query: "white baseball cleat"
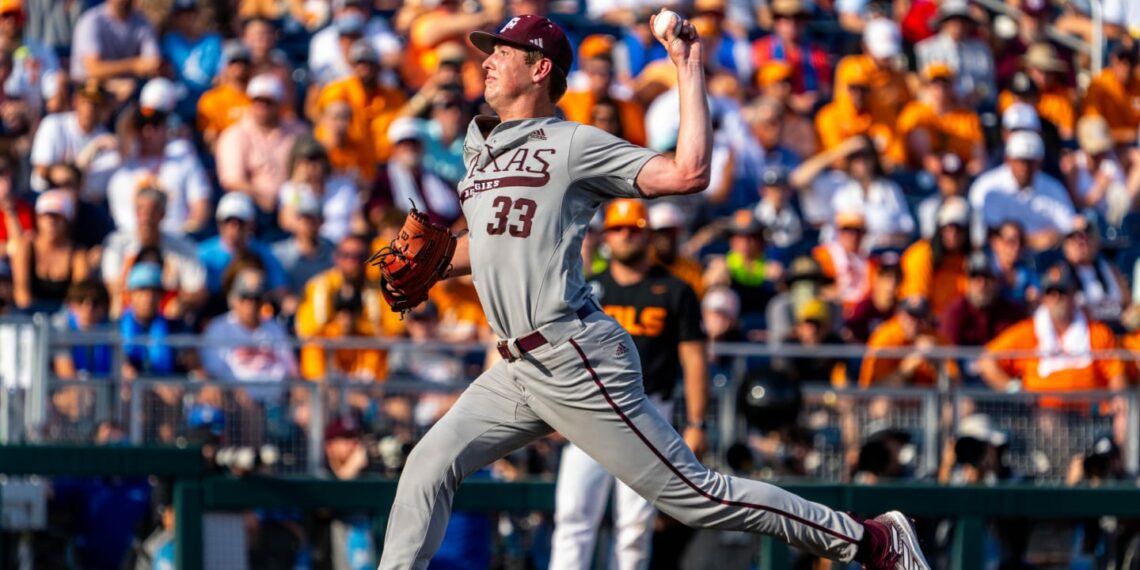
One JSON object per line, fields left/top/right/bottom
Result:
{"left": 871, "top": 511, "right": 931, "bottom": 570}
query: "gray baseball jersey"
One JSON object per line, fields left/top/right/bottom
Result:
{"left": 459, "top": 115, "right": 657, "bottom": 339}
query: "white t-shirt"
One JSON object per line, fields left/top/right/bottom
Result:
{"left": 306, "top": 17, "right": 399, "bottom": 87}
{"left": 968, "top": 164, "right": 1075, "bottom": 242}
{"left": 278, "top": 177, "right": 360, "bottom": 242}
{"left": 30, "top": 111, "right": 120, "bottom": 198}
{"left": 106, "top": 140, "right": 212, "bottom": 234}
{"left": 101, "top": 230, "right": 207, "bottom": 294}
{"left": 1074, "top": 151, "right": 1128, "bottom": 219}
{"left": 801, "top": 169, "right": 852, "bottom": 227}
{"left": 1102, "top": 0, "right": 1140, "bottom": 28}
{"left": 827, "top": 178, "right": 915, "bottom": 249}
{"left": 201, "top": 312, "right": 297, "bottom": 401}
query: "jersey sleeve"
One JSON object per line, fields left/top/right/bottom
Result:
{"left": 568, "top": 124, "right": 658, "bottom": 198}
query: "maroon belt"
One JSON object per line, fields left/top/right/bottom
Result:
{"left": 496, "top": 303, "right": 599, "bottom": 362}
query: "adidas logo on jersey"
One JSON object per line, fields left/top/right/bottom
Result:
{"left": 529, "top": 129, "right": 547, "bottom": 141}
{"left": 615, "top": 342, "right": 629, "bottom": 356}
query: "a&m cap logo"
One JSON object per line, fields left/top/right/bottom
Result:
{"left": 502, "top": 17, "right": 520, "bottom": 32}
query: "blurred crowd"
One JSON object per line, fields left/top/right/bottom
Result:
{"left": 3, "top": 0, "right": 1140, "bottom": 566}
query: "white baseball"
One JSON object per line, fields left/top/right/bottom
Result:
{"left": 653, "top": 10, "right": 683, "bottom": 41}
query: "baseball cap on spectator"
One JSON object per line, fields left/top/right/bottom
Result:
{"left": 694, "top": 0, "right": 727, "bottom": 15}
{"left": 1041, "top": 263, "right": 1077, "bottom": 293}
{"left": 1077, "top": 115, "right": 1112, "bottom": 156}
{"left": 216, "top": 192, "right": 256, "bottom": 223}
{"left": 1022, "top": 42, "right": 1067, "bottom": 73}
{"left": 469, "top": 15, "right": 574, "bottom": 76}
{"left": 604, "top": 198, "right": 649, "bottom": 230}
{"left": 930, "top": 0, "right": 976, "bottom": 28}
{"left": 835, "top": 209, "right": 866, "bottom": 230}
{"left": 325, "top": 415, "right": 363, "bottom": 442}
{"left": 965, "top": 251, "right": 993, "bottom": 277}
{"left": 436, "top": 42, "right": 467, "bottom": 66}
{"left": 728, "top": 209, "right": 765, "bottom": 236}
{"left": 140, "top": 77, "right": 180, "bottom": 115}
{"left": 876, "top": 251, "right": 902, "bottom": 278}
{"left": 863, "top": 19, "right": 901, "bottom": 60}
{"left": 770, "top": 0, "right": 808, "bottom": 18}
{"left": 1002, "top": 102, "right": 1041, "bottom": 132}
{"left": 756, "top": 61, "right": 793, "bottom": 88}
{"left": 0, "top": 0, "right": 22, "bottom": 17}
{"left": 796, "top": 298, "right": 829, "bottom": 324}
{"left": 900, "top": 296, "right": 930, "bottom": 319}
{"left": 349, "top": 40, "right": 380, "bottom": 65}
{"left": 921, "top": 62, "right": 954, "bottom": 82}
{"left": 388, "top": 117, "right": 424, "bottom": 144}
{"left": 702, "top": 285, "right": 740, "bottom": 318}
{"left": 1009, "top": 71, "right": 1038, "bottom": 99}
{"left": 761, "top": 165, "right": 789, "bottom": 187}
{"left": 36, "top": 189, "right": 75, "bottom": 220}
{"left": 223, "top": 43, "right": 253, "bottom": 65}
{"left": 335, "top": 12, "right": 366, "bottom": 36}
{"left": 1006, "top": 130, "right": 1045, "bottom": 161}
{"left": 648, "top": 202, "right": 684, "bottom": 231}
{"left": 578, "top": 34, "right": 614, "bottom": 61}
{"left": 787, "top": 255, "right": 829, "bottom": 284}
{"left": 940, "top": 153, "right": 964, "bottom": 176}
{"left": 936, "top": 196, "right": 969, "bottom": 227}
{"left": 247, "top": 74, "right": 285, "bottom": 102}
{"left": 958, "top": 414, "right": 1007, "bottom": 447}
{"left": 127, "top": 262, "right": 164, "bottom": 290}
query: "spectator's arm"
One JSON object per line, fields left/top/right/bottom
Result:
{"left": 10, "top": 236, "right": 31, "bottom": 308}
{"left": 977, "top": 354, "right": 1013, "bottom": 391}
{"left": 679, "top": 339, "right": 708, "bottom": 457}
{"left": 788, "top": 137, "right": 864, "bottom": 189}
{"left": 295, "top": 278, "right": 327, "bottom": 337}
{"left": 81, "top": 55, "right": 160, "bottom": 80}
{"left": 53, "top": 353, "right": 77, "bottom": 379}
{"left": 410, "top": 9, "right": 502, "bottom": 48}
{"left": 214, "top": 129, "right": 253, "bottom": 193}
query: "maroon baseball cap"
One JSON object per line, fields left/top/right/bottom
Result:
{"left": 469, "top": 15, "right": 574, "bottom": 76}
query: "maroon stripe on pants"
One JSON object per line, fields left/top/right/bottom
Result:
{"left": 567, "top": 338, "right": 858, "bottom": 545}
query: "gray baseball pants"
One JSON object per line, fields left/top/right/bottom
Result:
{"left": 377, "top": 312, "right": 864, "bottom": 570}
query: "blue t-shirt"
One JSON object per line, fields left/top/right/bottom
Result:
{"left": 121, "top": 309, "right": 178, "bottom": 374}
{"left": 161, "top": 31, "right": 222, "bottom": 116}
{"left": 197, "top": 237, "right": 287, "bottom": 294}
{"left": 52, "top": 477, "right": 152, "bottom": 570}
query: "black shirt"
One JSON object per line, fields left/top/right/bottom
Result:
{"left": 589, "top": 265, "right": 704, "bottom": 398}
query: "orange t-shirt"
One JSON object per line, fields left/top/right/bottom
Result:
{"left": 893, "top": 100, "right": 983, "bottom": 167}
{"left": 813, "top": 243, "right": 873, "bottom": 316}
{"left": 197, "top": 84, "right": 252, "bottom": 140}
{"left": 1083, "top": 70, "right": 1140, "bottom": 141}
{"left": 316, "top": 76, "right": 407, "bottom": 161}
{"left": 859, "top": 316, "right": 958, "bottom": 387}
{"left": 898, "top": 240, "right": 967, "bottom": 318}
{"left": 985, "top": 318, "right": 1122, "bottom": 392}
{"left": 300, "top": 319, "right": 387, "bottom": 381}
{"left": 1121, "top": 331, "right": 1140, "bottom": 382}
{"left": 999, "top": 86, "right": 1076, "bottom": 136}
{"left": 558, "top": 91, "right": 648, "bottom": 147}
{"left": 814, "top": 98, "right": 894, "bottom": 154}
{"left": 833, "top": 55, "right": 912, "bottom": 128}
{"left": 429, "top": 279, "right": 488, "bottom": 339}
{"left": 315, "top": 124, "right": 376, "bottom": 184}
{"left": 401, "top": 8, "right": 456, "bottom": 90}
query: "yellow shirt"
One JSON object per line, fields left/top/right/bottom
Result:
{"left": 1083, "top": 69, "right": 1140, "bottom": 142}
{"left": 833, "top": 55, "right": 912, "bottom": 128}
{"left": 814, "top": 98, "right": 894, "bottom": 154}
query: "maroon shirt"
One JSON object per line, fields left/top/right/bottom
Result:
{"left": 844, "top": 298, "right": 895, "bottom": 343}
{"left": 939, "top": 295, "right": 1026, "bottom": 346}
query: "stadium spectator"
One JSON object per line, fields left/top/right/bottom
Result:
{"left": 296, "top": 233, "right": 402, "bottom": 340}
{"left": 989, "top": 220, "right": 1039, "bottom": 306}
{"left": 690, "top": 0, "right": 750, "bottom": 79}
{"left": 271, "top": 192, "right": 334, "bottom": 301}
{"left": 1067, "top": 115, "right": 1132, "bottom": 222}
{"left": 704, "top": 209, "right": 777, "bottom": 317}
{"left": 940, "top": 251, "right": 1026, "bottom": 348}
{"left": 43, "top": 163, "right": 114, "bottom": 253}
{"left": 300, "top": 288, "right": 387, "bottom": 382}
{"left": 12, "top": 189, "right": 89, "bottom": 313}
{"left": 240, "top": 16, "right": 296, "bottom": 113}
{"left": 119, "top": 261, "right": 198, "bottom": 374}
{"left": 30, "top": 81, "right": 119, "bottom": 197}
{"left": 787, "top": 135, "right": 866, "bottom": 228}
{"left": 1082, "top": 45, "right": 1140, "bottom": 145}
{"left": 70, "top": 0, "right": 160, "bottom": 103}
{"left": 0, "top": 50, "right": 34, "bottom": 154}
{"left": 307, "top": 0, "right": 398, "bottom": 88}
{"left": 751, "top": 68, "right": 815, "bottom": 161}
{"left": 996, "top": 76, "right": 1065, "bottom": 181}
{"left": 278, "top": 135, "right": 362, "bottom": 243}
{"left": 774, "top": 298, "right": 846, "bottom": 385}
{"left": 752, "top": 165, "right": 803, "bottom": 256}
{"left": 51, "top": 279, "right": 114, "bottom": 380}
{"left": 645, "top": 202, "right": 704, "bottom": 296}
{"left": 1001, "top": 42, "right": 1075, "bottom": 139}
{"left": 899, "top": 196, "right": 971, "bottom": 318}
{"left": 397, "top": 0, "right": 501, "bottom": 91}
{"left": 560, "top": 36, "right": 646, "bottom": 146}
{"left": 917, "top": 154, "right": 969, "bottom": 239}
{"left": 767, "top": 255, "right": 842, "bottom": 347}
{"left": 832, "top": 19, "right": 911, "bottom": 131}
{"left": 894, "top": 63, "right": 985, "bottom": 174}
{"left": 814, "top": 210, "right": 871, "bottom": 315}
{"left": 366, "top": 117, "right": 460, "bottom": 227}
{"left": 215, "top": 73, "right": 308, "bottom": 217}
{"left": 197, "top": 43, "right": 253, "bottom": 149}
{"left": 160, "top": 0, "right": 222, "bottom": 121}
{"left": 107, "top": 102, "right": 212, "bottom": 235}
{"left": 814, "top": 66, "right": 888, "bottom": 154}
{"left": 751, "top": 0, "right": 830, "bottom": 113}
{"left": 1061, "top": 214, "right": 1129, "bottom": 324}
{"left": 0, "top": 0, "right": 59, "bottom": 118}
{"left": 826, "top": 137, "right": 914, "bottom": 250}
{"left": 388, "top": 300, "right": 465, "bottom": 388}
{"left": 196, "top": 192, "right": 287, "bottom": 301}
{"left": 914, "top": 0, "right": 995, "bottom": 107}
{"left": 859, "top": 297, "right": 959, "bottom": 387}
{"left": 979, "top": 264, "right": 1126, "bottom": 393}
{"left": 416, "top": 86, "right": 469, "bottom": 186}
{"left": 843, "top": 253, "right": 901, "bottom": 343}
{"left": 0, "top": 154, "right": 31, "bottom": 253}
{"left": 314, "top": 100, "right": 374, "bottom": 184}
{"left": 969, "top": 131, "right": 1074, "bottom": 250}
{"left": 102, "top": 186, "right": 206, "bottom": 318}
{"left": 314, "top": 40, "right": 407, "bottom": 163}
{"left": 701, "top": 285, "right": 747, "bottom": 369}
{"left": 429, "top": 275, "right": 489, "bottom": 344}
